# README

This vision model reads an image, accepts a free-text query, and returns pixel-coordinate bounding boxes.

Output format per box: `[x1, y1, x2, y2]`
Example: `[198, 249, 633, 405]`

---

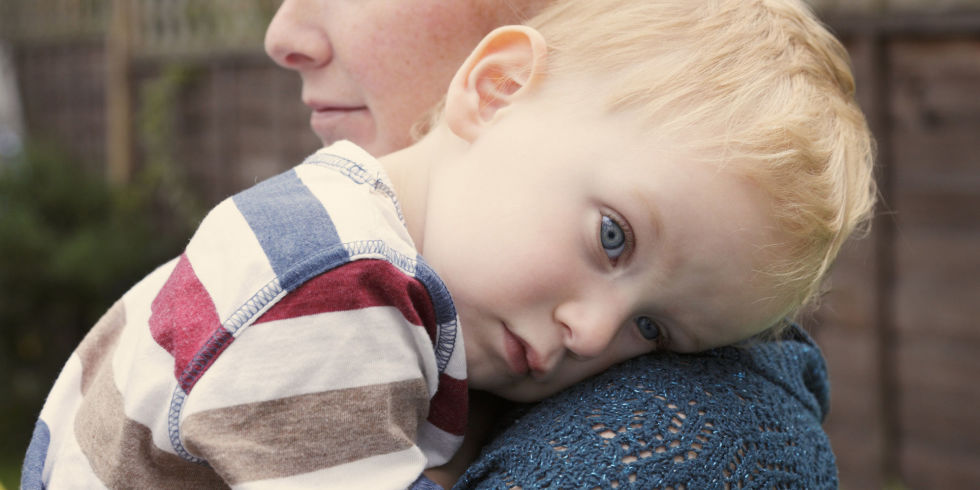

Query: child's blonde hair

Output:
[527, 0, 877, 319]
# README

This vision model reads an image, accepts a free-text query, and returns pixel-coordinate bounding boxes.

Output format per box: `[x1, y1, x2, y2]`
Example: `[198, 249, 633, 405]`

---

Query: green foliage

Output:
[138, 63, 207, 224]
[0, 141, 196, 463]
[0, 461, 18, 490]
[0, 61, 206, 480]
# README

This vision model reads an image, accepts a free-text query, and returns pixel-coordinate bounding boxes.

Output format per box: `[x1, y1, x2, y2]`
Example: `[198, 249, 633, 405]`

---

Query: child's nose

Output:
[264, 0, 332, 70]
[554, 294, 628, 359]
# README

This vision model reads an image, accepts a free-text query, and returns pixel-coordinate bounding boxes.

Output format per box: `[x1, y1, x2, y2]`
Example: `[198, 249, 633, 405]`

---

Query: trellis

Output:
[1, 0, 276, 56]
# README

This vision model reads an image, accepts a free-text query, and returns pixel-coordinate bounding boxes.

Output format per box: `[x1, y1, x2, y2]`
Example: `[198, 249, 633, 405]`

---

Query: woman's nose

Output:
[264, 0, 332, 70]
[555, 294, 628, 359]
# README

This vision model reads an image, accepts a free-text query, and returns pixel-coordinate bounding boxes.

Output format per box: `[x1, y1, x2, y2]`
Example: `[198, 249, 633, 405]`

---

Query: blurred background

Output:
[0, 0, 977, 488]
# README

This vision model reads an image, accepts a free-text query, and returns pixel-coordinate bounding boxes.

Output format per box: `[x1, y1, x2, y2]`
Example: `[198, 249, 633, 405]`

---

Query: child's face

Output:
[265, 0, 549, 156]
[421, 90, 789, 402]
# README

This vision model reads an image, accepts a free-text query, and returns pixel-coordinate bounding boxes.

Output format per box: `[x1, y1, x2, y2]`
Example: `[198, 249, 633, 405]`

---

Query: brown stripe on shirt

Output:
[74, 310, 229, 488]
[76, 300, 126, 394]
[183, 377, 429, 485]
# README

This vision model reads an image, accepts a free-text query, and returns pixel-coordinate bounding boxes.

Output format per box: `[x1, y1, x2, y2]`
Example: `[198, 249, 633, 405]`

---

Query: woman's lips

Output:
[307, 105, 370, 143]
[310, 106, 366, 127]
[311, 105, 366, 116]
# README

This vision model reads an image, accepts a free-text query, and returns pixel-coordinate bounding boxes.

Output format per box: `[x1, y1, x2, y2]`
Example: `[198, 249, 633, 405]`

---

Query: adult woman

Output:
[265, 1, 839, 488]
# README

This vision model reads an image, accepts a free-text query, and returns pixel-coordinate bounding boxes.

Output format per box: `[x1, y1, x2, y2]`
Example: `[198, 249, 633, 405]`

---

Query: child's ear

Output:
[444, 26, 547, 142]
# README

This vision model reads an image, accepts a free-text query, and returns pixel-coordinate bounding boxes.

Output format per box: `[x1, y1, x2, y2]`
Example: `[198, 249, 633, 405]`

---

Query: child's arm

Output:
[169, 259, 455, 488]
[27, 156, 462, 489]
[424, 391, 510, 488]
[152, 156, 464, 488]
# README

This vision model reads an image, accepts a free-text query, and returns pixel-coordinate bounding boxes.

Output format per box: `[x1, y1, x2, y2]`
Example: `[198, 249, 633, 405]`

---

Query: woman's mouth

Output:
[306, 103, 371, 144]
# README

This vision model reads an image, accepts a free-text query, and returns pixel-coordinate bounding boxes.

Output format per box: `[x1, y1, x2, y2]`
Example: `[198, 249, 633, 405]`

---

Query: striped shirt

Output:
[22, 141, 467, 489]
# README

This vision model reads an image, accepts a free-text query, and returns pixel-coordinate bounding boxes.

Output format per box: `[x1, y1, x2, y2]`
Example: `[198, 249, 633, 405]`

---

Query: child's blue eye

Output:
[636, 316, 661, 341]
[600, 215, 626, 260]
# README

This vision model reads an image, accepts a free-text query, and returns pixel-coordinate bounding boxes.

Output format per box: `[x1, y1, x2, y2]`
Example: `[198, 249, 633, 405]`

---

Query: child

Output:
[23, 0, 875, 488]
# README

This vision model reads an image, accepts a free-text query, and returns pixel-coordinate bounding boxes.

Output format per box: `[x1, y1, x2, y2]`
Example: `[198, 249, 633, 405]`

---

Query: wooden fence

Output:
[3, 2, 979, 488]
[815, 12, 980, 488]
[1, 0, 277, 50]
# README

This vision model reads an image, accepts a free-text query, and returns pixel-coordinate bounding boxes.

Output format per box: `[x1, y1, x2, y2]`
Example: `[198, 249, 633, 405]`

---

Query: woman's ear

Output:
[444, 26, 548, 142]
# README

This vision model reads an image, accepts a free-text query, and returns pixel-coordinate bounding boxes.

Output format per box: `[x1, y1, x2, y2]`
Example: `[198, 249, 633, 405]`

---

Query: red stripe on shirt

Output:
[427, 373, 468, 436]
[149, 253, 226, 391]
[255, 259, 438, 342]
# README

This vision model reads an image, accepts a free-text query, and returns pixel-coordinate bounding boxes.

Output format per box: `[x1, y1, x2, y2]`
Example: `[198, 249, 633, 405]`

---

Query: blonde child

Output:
[24, 0, 874, 488]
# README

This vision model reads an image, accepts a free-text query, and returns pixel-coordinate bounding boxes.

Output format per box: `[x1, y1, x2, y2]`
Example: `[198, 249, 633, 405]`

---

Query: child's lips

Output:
[502, 324, 547, 377]
[502, 324, 530, 375]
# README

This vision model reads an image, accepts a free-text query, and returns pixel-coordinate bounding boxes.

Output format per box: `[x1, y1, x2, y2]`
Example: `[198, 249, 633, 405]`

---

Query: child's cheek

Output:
[501, 245, 581, 304]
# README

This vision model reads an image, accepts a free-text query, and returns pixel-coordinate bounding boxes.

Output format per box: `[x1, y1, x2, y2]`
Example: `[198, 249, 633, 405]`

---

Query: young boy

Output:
[23, 0, 875, 488]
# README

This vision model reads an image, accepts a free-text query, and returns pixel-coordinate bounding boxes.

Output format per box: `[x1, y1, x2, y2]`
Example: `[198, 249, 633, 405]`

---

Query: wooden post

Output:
[105, 0, 132, 184]
[869, 30, 900, 489]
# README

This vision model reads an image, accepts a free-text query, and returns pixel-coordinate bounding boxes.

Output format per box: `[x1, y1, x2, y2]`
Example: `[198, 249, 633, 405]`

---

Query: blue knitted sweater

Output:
[454, 325, 837, 489]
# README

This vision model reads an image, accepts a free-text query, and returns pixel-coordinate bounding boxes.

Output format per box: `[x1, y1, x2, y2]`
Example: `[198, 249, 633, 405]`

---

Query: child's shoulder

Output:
[180, 141, 419, 317]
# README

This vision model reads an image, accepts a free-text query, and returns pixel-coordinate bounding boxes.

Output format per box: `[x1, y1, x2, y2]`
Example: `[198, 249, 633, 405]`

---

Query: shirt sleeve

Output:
[178, 259, 441, 489]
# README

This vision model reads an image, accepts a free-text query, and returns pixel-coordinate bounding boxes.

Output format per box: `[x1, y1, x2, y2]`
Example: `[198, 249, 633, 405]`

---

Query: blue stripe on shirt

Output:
[22, 419, 50, 490]
[233, 168, 348, 291]
[415, 256, 458, 373]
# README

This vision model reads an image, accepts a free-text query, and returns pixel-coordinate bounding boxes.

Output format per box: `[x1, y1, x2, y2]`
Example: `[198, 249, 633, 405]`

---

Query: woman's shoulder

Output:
[456, 326, 838, 489]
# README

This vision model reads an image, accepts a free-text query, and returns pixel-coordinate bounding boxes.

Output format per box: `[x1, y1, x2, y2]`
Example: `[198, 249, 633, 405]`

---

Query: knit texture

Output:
[456, 326, 837, 489]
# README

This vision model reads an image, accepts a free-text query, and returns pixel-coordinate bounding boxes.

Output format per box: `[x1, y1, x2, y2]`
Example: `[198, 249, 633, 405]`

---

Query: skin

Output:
[265, 0, 550, 156]
[264, 2, 550, 484]
[265, 4, 789, 485]
[381, 27, 790, 403]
